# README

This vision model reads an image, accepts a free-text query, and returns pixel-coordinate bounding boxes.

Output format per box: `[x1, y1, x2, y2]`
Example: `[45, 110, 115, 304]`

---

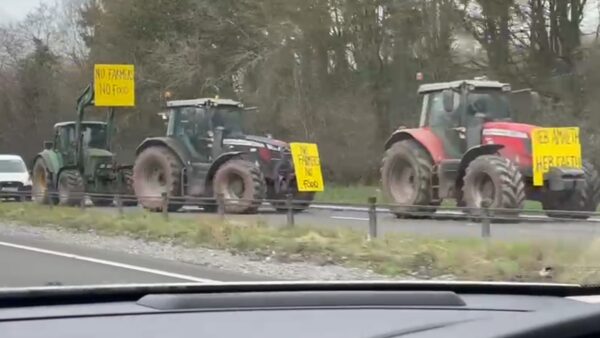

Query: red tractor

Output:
[381, 78, 600, 219]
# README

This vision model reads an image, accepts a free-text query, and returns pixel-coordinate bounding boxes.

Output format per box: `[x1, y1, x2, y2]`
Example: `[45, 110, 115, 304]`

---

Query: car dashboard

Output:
[1, 281, 600, 338]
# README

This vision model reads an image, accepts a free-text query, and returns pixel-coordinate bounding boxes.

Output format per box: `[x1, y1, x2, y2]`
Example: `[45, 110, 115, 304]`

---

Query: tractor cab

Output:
[417, 79, 513, 159]
[53, 121, 109, 152]
[52, 121, 114, 179]
[165, 98, 246, 161]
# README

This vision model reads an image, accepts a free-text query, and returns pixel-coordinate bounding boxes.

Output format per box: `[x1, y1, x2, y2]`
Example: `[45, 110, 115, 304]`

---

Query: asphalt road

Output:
[88, 204, 600, 242]
[0, 232, 265, 287]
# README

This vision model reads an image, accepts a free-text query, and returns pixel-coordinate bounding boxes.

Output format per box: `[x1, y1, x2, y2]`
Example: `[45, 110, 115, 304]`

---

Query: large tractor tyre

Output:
[213, 159, 266, 214]
[57, 170, 85, 207]
[31, 159, 57, 205]
[380, 140, 437, 218]
[462, 155, 525, 220]
[542, 161, 600, 220]
[133, 146, 184, 212]
[120, 169, 138, 207]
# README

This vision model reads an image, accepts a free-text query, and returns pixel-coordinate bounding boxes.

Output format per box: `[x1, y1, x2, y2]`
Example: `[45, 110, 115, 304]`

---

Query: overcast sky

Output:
[0, 0, 50, 24]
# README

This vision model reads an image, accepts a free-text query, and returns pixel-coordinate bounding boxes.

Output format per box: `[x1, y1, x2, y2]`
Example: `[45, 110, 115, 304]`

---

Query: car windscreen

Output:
[0, 159, 27, 173]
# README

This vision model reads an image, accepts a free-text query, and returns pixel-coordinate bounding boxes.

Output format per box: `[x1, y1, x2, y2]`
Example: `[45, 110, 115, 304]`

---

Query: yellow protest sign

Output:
[531, 127, 582, 186]
[94, 64, 135, 107]
[290, 142, 325, 192]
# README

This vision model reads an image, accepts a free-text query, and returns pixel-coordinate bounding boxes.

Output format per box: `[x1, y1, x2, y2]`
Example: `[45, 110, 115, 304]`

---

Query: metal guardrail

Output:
[2, 191, 600, 240]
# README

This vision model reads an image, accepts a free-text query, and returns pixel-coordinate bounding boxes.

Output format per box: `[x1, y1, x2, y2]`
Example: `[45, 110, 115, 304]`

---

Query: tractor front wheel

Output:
[31, 159, 56, 205]
[133, 147, 183, 212]
[57, 170, 85, 207]
[462, 155, 525, 219]
[380, 140, 437, 218]
[213, 159, 266, 214]
[542, 160, 600, 219]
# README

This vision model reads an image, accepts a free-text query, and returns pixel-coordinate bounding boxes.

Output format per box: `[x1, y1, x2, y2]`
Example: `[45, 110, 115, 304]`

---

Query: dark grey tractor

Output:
[133, 98, 314, 213]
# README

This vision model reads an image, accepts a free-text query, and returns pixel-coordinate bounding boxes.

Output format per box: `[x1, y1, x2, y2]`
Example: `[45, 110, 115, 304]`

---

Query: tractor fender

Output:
[32, 150, 62, 187]
[135, 137, 191, 166]
[457, 144, 505, 182]
[205, 152, 246, 188]
[384, 128, 446, 163]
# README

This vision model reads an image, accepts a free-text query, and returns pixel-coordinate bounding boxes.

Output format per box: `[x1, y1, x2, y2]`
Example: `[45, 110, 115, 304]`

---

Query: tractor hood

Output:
[223, 135, 289, 152]
[483, 121, 537, 138]
[482, 121, 536, 172]
[85, 148, 115, 159]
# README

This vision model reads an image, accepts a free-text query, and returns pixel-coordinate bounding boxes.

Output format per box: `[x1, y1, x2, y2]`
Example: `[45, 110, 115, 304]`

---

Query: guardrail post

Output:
[217, 193, 225, 220]
[116, 171, 124, 216]
[368, 196, 378, 240]
[161, 192, 169, 220]
[286, 193, 295, 227]
[80, 195, 86, 210]
[115, 193, 123, 216]
[481, 199, 491, 239]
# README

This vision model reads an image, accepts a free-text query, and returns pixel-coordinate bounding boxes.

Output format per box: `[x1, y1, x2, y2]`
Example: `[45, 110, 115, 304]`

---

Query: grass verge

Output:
[0, 203, 597, 283]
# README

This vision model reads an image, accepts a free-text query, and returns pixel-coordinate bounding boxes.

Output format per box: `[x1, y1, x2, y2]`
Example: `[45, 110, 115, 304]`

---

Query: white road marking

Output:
[331, 216, 369, 221]
[0, 241, 218, 283]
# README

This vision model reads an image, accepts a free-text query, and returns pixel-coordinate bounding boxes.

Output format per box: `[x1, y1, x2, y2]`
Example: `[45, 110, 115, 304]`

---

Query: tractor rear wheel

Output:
[31, 158, 56, 205]
[542, 160, 600, 219]
[213, 159, 266, 214]
[380, 140, 437, 218]
[133, 147, 183, 212]
[462, 155, 525, 219]
[57, 170, 85, 207]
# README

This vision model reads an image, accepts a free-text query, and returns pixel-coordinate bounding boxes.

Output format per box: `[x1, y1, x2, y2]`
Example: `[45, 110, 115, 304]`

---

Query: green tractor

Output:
[133, 97, 314, 213]
[31, 85, 137, 206]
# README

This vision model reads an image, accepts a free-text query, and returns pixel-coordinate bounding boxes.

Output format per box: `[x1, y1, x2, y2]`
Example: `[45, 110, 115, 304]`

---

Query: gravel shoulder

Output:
[0, 222, 390, 281]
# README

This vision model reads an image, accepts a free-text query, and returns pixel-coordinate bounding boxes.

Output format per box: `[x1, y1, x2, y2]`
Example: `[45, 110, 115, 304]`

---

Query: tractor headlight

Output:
[482, 129, 529, 139]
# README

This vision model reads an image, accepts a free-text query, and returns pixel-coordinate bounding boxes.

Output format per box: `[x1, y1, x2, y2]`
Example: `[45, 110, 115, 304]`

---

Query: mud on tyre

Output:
[380, 140, 437, 218]
[462, 155, 525, 219]
[213, 159, 266, 214]
[31, 158, 57, 205]
[57, 169, 85, 206]
[133, 146, 184, 212]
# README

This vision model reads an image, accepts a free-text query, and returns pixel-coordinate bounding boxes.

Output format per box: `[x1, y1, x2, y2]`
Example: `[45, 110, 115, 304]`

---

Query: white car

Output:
[0, 155, 31, 201]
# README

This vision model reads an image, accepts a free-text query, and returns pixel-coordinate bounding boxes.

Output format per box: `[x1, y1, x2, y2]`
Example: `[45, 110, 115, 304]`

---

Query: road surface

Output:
[0, 232, 265, 287]
[90, 204, 600, 242]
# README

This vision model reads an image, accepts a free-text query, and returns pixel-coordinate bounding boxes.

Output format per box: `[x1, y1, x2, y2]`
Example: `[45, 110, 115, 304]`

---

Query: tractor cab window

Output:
[55, 126, 75, 152]
[466, 89, 510, 120]
[82, 125, 108, 149]
[174, 107, 210, 138]
[211, 106, 244, 137]
[426, 91, 460, 127]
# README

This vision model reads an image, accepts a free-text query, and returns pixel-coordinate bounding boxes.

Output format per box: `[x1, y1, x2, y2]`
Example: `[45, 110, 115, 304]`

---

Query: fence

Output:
[1, 190, 600, 241]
